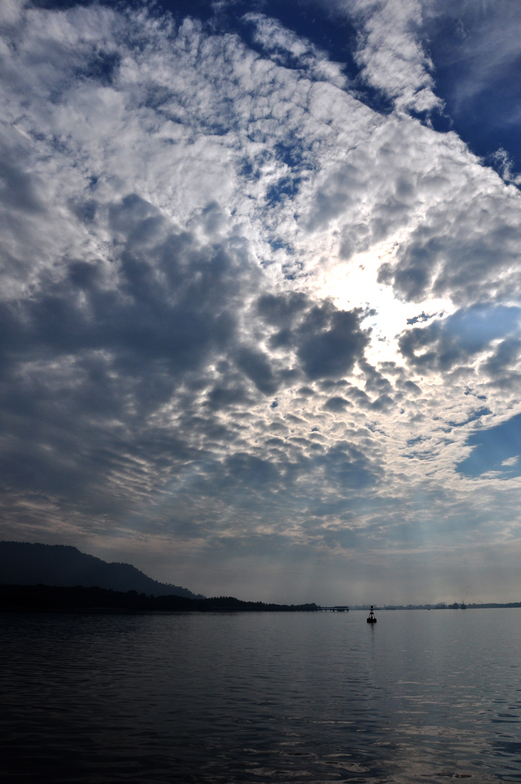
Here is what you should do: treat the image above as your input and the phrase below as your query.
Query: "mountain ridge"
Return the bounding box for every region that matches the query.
[0,541,205,599]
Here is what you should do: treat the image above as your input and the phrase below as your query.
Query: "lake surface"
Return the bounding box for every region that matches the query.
[2,608,521,783]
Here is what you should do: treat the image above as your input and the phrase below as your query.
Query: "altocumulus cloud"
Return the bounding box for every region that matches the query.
[1,0,521,604]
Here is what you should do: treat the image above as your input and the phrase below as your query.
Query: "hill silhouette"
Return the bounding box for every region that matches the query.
[0,541,205,599]
[0,583,319,613]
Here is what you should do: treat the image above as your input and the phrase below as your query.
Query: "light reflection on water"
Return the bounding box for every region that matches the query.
[1,609,521,783]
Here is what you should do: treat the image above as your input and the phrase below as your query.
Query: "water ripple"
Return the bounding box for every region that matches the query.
[2,610,521,782]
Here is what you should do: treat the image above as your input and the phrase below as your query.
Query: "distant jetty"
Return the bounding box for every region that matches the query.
[379,603,521,610]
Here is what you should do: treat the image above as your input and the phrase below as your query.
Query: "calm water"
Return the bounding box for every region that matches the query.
[2,609,521,783]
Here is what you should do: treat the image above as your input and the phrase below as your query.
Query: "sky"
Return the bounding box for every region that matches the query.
[1,0,521,605]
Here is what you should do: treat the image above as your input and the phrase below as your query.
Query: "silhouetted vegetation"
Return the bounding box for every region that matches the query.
[0,584,319,612]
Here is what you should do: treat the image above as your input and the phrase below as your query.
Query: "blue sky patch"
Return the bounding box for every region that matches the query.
[457,414,521,478]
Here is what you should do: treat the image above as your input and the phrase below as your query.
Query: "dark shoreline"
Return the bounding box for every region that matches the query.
[0,583,319,613]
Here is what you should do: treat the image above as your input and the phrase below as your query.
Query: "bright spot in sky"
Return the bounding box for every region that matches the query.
[321,249,453,364]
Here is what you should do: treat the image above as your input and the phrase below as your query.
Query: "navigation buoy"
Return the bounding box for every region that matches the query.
[367,605,377,623]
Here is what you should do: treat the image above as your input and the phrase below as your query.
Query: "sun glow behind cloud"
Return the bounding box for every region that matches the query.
[319,245,453,364]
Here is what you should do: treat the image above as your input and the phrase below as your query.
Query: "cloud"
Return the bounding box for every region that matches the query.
[399,305,521,372]
[235,346,279,395]
[379,184,521,304]
[481,338,521,383]
[243,12,348,90]
[1,0,521,602]
[296,304,370,379]
[322,0,443,114]
[255,292,371,382]
[323,396,351,412]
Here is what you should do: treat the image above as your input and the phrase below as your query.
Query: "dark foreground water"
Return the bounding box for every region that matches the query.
[2,609,521,783]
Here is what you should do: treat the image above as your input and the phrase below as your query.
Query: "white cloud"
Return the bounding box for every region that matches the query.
[322,0,443,113]
[243,12,348,89]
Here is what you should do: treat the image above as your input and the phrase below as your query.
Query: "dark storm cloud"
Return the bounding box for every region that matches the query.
[399,305,521,372]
